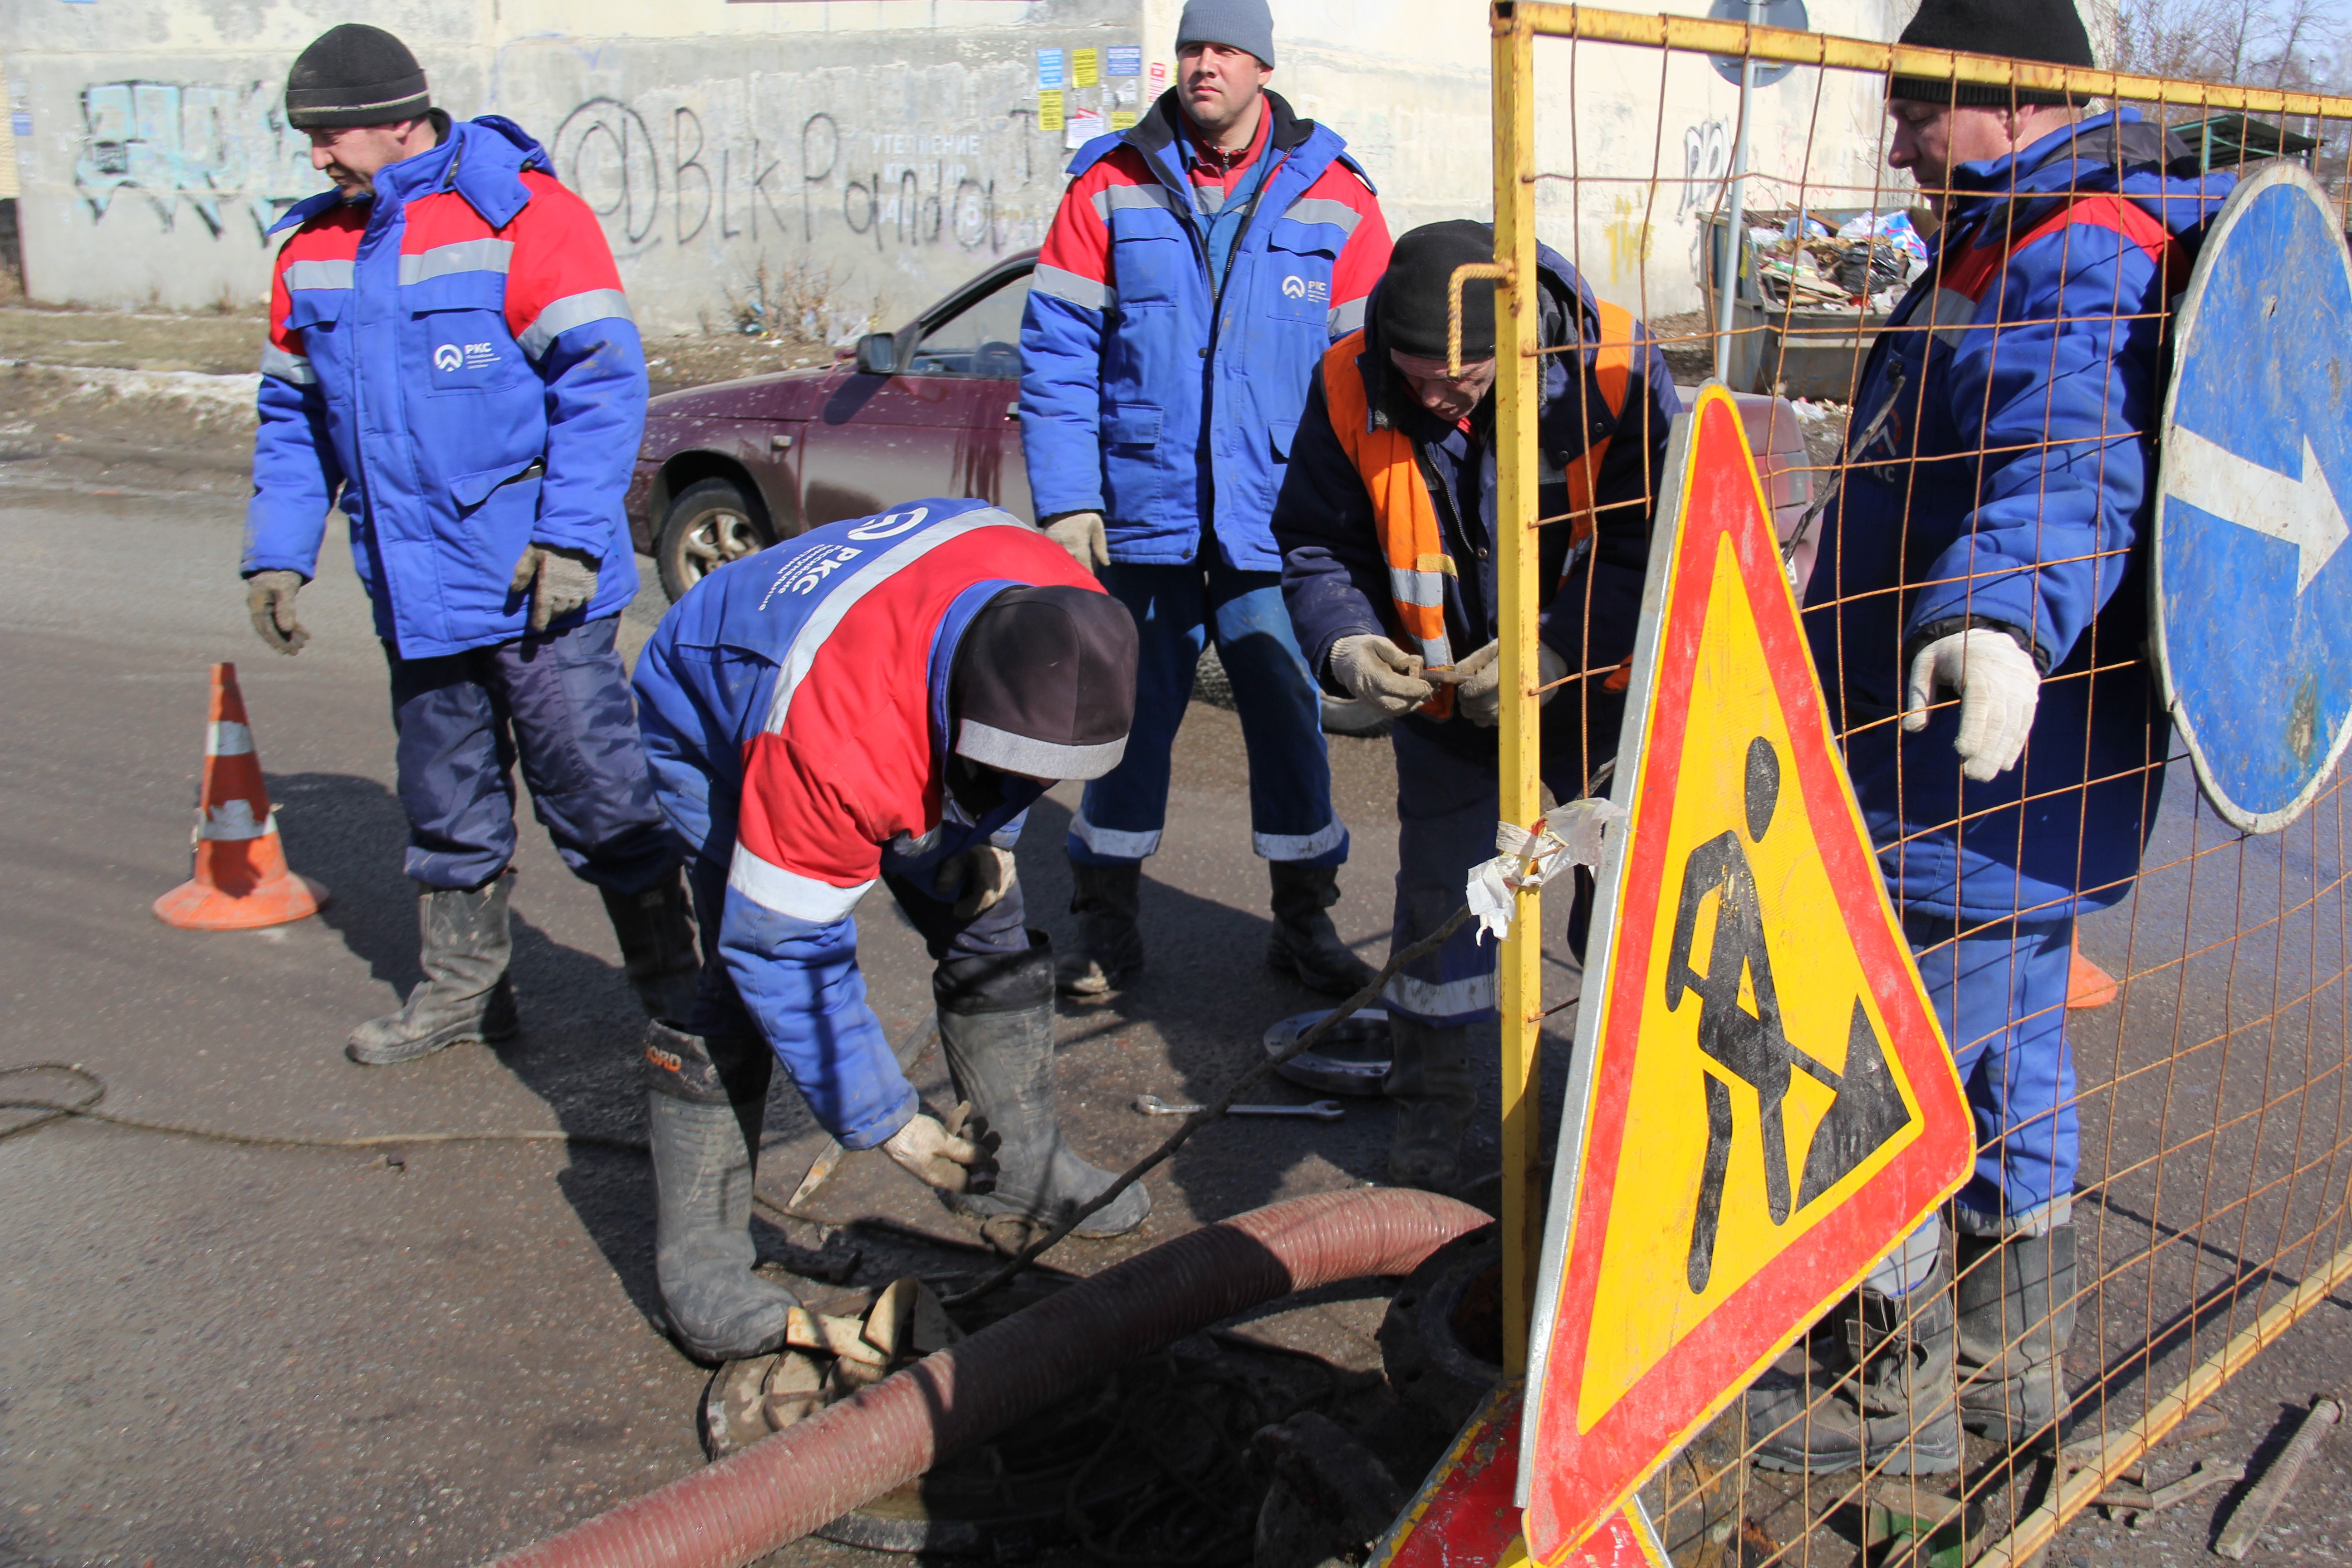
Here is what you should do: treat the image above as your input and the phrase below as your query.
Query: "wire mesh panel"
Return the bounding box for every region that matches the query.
[1490,6,2352,1563]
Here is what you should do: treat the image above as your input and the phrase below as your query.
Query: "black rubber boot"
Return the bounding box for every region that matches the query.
[600,869,700,1020]
[1957,1223,2077,1446]
[1746,1263,1961,1475]
[642,1018,801,1363]
[1056,861,1145,997]
[1266,862,1378,997]
[347,876,519,1066]
[1384,1017,1480,1191]
[938,936,1150,1237]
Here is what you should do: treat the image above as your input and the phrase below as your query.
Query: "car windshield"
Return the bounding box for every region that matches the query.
[903,270,1033,377]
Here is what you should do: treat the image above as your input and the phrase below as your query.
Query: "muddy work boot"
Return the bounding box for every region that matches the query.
[600,869,700,1020]
[1056,861,1145,997]
[642,1019,801,1362]
[1956,1222,2077,1447]
[347,875,519,1065]
[939,937,1150,1238]
[1746,1263,1961,1475]
[1384,1017,1480,1191]
[1266,862,1378,997]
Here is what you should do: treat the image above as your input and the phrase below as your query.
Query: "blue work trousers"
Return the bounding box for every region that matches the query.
[1905,911,2078,1235]
[1382,707,1616,1027]
[1067,557,1346,867]
[383,615,676,894]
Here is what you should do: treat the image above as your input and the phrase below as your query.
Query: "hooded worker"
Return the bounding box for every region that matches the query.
[1273,220,1679,1189]
[631,498,1145,1362]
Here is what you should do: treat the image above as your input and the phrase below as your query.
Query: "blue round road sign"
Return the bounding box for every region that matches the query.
[1707,0,1809,88]
[2155,164,2352,834]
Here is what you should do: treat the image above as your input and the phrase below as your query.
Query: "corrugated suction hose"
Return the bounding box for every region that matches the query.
[490,1187,1488,1568]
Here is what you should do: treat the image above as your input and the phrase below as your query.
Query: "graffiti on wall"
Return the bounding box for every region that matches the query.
[74,80,318,240]
[1678,118,1731,219]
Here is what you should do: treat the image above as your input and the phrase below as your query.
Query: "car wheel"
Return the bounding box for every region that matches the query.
[657,477,773,602]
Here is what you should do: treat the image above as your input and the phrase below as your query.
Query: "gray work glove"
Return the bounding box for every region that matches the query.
[1904,627,2040,782]
[882,1102,992,1193]
[1041,510,1111,573]
[245,569,310,657]
[1448,638,1569,728]
[1328,633,1434,716]
[508,543,601,633]
[933,844,1018,920]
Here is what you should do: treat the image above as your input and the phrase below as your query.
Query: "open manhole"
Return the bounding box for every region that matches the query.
[1264,1006,1392,1097]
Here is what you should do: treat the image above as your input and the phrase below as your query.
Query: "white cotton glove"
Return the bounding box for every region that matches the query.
[882,1102,991,1193]
[1042,511,1111,572]
[1447,639,1571,728]
[933,844,1017,920]
[509,543,601,633]
[1328,634,1435,716]
[245,569,310,656]
[1904,627,2041,782]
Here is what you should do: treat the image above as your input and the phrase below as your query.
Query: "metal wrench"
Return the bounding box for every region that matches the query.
[1133,1093,1344,1121]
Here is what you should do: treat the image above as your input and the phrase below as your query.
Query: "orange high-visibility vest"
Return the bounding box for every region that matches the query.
[1318,300,1636,721]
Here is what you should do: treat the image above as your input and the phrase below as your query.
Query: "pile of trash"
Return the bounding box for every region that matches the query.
[1746,210,1929,314]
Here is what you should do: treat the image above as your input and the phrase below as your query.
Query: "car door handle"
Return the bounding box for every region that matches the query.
[1004,401,1020,423]
[770,432,794,451]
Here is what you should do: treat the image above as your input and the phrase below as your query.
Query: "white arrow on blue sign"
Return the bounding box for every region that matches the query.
[2154,162,2352,835]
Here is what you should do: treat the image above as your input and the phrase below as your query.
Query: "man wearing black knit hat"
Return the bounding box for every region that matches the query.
[242,26,693,1068]
[1746,0,2236,1476]
[632,499,1148,1361]
[1273,220,1680,1189]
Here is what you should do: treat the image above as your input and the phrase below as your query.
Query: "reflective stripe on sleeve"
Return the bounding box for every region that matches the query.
[1281,197,1364,234]
[258,344,316,385]
[1093,183,1184,220]
[726,843,875,923]
[1033,263,1112,312]
[1328,298,1367,337]
[399,239,515,285]
[283,259,354,291]
[516,287,636,359]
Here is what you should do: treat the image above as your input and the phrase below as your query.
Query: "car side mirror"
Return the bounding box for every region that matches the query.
[853,332,897,376]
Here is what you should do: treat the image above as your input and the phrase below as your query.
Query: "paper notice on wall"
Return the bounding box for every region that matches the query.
[1110,110,1138,132]
[1037,89,1065,133]
[1148,61,1170,96]
[1107,46,1142,77]
[1065,106,1106,149]
[1072,48,1100,87]
[1037,49,1065,89]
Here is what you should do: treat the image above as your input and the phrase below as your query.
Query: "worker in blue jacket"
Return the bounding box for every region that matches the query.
[1274,223,1677,1188]
[1744,0,2234,1477]
[632,500,1146,1361]
[1019,0,1393,1000]
[238,27,691,1066]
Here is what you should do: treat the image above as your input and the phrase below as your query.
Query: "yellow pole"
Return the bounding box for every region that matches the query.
[1491,3,1544,1377]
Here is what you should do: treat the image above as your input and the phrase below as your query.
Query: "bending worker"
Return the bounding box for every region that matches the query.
[240,25,695,1063]
[1744,0,2231,1476]
[1274,221,1676,1189]
[1020,0,1392,999]
[632,499,1149,1362]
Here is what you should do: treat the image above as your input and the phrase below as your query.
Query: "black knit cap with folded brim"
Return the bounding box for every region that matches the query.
[285,24,431,129]
[1377,220,1499,362]
[1888,0,2095,107]
[951,586,1138,782]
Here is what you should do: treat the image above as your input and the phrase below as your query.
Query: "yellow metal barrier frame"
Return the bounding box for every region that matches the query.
[1481,1,2352,1554]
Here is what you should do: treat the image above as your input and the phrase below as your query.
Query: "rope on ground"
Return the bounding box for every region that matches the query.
[944,903,1475,1308]
[0,1063,645,1154]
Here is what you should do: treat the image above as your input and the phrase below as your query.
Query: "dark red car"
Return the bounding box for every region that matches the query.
[626,252,1817,603]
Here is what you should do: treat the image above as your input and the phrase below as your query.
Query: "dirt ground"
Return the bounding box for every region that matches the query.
[1,303,2347,1568]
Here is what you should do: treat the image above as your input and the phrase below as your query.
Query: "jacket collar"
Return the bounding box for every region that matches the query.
[1125,86,1317,164]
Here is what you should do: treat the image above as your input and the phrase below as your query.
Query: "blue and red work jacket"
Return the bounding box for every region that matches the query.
[241,114,647,659]
[1807,111,2234,922]
[632,500,1100,1148]
[1019,91,1392,570]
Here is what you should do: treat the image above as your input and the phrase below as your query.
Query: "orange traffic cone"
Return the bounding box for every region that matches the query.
[2066,931,2119,1010]
[152,662,328,930]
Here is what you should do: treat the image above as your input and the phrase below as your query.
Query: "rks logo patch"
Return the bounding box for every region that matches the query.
[1280,274,1329,304]
[432,341,500,374]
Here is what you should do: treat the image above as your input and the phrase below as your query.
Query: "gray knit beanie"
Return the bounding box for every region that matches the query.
[1175,0,1276,68]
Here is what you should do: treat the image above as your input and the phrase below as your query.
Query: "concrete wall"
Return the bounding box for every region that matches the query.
[0,0,1908,335]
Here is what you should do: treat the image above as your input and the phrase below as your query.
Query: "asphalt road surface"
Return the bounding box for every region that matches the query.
[0,398,2346,1567]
